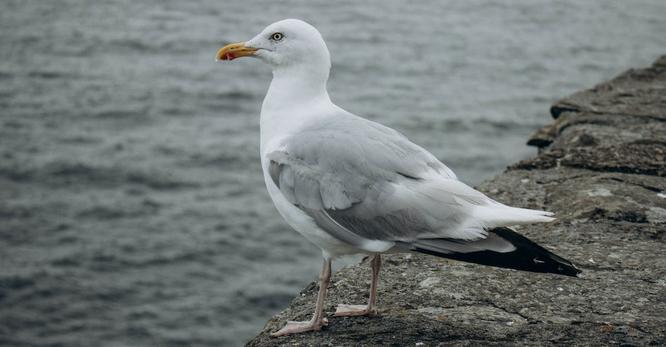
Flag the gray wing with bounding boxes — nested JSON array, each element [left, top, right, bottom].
[[267, 115, 491, 252]]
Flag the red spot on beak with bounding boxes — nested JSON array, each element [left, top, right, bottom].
[[224, 52, 236, 61]]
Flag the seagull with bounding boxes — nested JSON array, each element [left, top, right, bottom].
[[216, 19, 580, 337]]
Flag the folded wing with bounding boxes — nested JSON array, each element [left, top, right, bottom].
[[267, 115, 554, 253]]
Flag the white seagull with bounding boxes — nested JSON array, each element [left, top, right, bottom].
[[216, 19, 579, 337]]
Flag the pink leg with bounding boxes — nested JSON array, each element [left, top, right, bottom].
[[271, 258, 332, 337], [334, 254, 381, 317]]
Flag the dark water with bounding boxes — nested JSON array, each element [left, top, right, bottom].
[[1, 0, 664, 345]]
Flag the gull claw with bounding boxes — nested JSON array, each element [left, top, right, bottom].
[[271, 318, 328, 337], [334, 304, 378, 317]]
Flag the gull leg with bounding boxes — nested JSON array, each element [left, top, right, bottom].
[[334, 254, 381, 317], [271, 258, 332, 337]]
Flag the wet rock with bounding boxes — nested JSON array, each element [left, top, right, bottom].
[[247, 56, 666, 346]]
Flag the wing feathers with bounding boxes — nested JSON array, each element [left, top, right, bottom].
[[400, 227, 580, 277], [266, 121, 555, 252]]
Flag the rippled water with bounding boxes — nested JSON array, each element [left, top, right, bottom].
[[1, 0, 664, 345]]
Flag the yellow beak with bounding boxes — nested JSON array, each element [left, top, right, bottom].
[[216, 42, 258, 61]]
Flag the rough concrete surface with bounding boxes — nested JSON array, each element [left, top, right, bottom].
[[246, 56, 666, 346]]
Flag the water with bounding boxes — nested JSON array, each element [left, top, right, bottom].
[[1, 0, 664, 345]]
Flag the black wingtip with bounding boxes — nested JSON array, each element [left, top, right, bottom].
[[549, 258, 582, 277], [493, 227, 582, 277], [409, 227, 582, 277]]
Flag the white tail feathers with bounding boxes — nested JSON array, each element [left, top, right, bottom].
[[473, 204, 556, 228]]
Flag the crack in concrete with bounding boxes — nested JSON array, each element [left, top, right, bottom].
[[480, 299, 534, 323]]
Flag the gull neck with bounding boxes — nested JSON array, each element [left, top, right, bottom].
[[262, 63, 332, 112]]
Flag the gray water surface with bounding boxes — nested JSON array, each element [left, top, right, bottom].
[[1, 0, 665, 346]]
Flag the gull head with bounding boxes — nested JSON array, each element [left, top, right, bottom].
[[216, 19, 331, 72]]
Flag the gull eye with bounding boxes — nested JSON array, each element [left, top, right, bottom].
[[270, 32, 284, 41]]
